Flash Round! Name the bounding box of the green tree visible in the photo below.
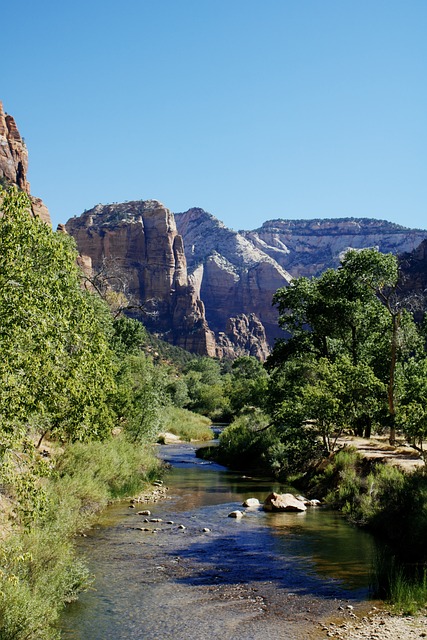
[0,186,116,443]
[227,356,269,415]
[270,248,420,446]
[182,358,230,419]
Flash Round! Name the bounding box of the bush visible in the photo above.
[215,410,280,474]
[371,548,427,614]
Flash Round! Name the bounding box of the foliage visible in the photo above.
[215,410,277,472]
[226,356,269,415]
[371,549,427,614]
[269,248,423,449]
[182,357,231,420]
[113,353,167,443]
[0,434,162,640]
[0,186,117,443]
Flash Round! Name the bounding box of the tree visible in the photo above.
[270,248,420,446]
[227,356,269,415]
[340,249,421,444]
[0,186,117,443]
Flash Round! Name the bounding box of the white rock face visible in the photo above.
[176,209,427,352]
[242,218,427,278]
[175,208,292,347]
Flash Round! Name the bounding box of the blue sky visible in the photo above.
[2,1,426,230]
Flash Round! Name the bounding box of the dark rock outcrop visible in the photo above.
[215,313,270,361]
[0,101,51,224]
[65,201,216,356]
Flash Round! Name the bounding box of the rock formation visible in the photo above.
[242,218,427,277]
[175,209,427,349]
[65,201,216,356]
[0,101,51,224]
[175,208,292,346]
[65,201,427,359]
[215,313,270,360]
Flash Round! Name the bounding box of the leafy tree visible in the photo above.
[113,353,166,443]
[340,249,421,444]
[0,186,116,443]
[182,358,231,419]
[270,248,420,447]
[227,356,269,415]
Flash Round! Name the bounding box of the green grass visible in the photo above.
[371,549,427,614]
[159,406,213,441]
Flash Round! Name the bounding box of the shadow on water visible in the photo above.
[61,442,378,640]
[168,511,373,600]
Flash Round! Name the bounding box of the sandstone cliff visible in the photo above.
[215,314,270,360]
[242,218,427,277]
[175,208,292,345]
[65,201,216,356]
[0,101,51,224]
[175,210,427,351]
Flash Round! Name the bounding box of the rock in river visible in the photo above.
[263,492,307,512]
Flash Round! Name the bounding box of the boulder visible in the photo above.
[263,492,307,512]
[228,510,244,518]
[242,498,260,507]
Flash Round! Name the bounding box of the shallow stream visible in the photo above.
[61,442,377,639]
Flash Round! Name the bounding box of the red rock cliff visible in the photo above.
[0,101,51,224]
[65,201,217,356]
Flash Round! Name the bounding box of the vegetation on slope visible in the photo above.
[0,187,210,640]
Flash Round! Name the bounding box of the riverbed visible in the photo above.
[61,442,378,640]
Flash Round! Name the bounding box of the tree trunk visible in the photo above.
[388,312,399,446]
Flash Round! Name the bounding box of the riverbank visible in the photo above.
[319,605,427,639]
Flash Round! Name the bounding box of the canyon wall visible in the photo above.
[65,201,218,356]
[175,208,292,346]
[241,218,427,277]
[0,101,50,224]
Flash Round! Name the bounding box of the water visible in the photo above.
[61,442,376,640]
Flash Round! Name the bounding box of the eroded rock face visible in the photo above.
[242,218,427,278]
[0,101,29,193]
[0,101,51,224]
[215,313,270,360]
[65,201,216,356]
[176,210,427,352]
[175,208,292,347]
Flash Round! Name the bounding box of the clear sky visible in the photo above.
[2,1,426,231]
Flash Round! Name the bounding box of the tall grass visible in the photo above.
[371,549,427,614]
[159,406,213,441]
[0,434,162,640]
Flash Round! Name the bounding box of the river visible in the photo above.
[61,441,377,640]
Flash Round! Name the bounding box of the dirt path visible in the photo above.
[336,435,424,472]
